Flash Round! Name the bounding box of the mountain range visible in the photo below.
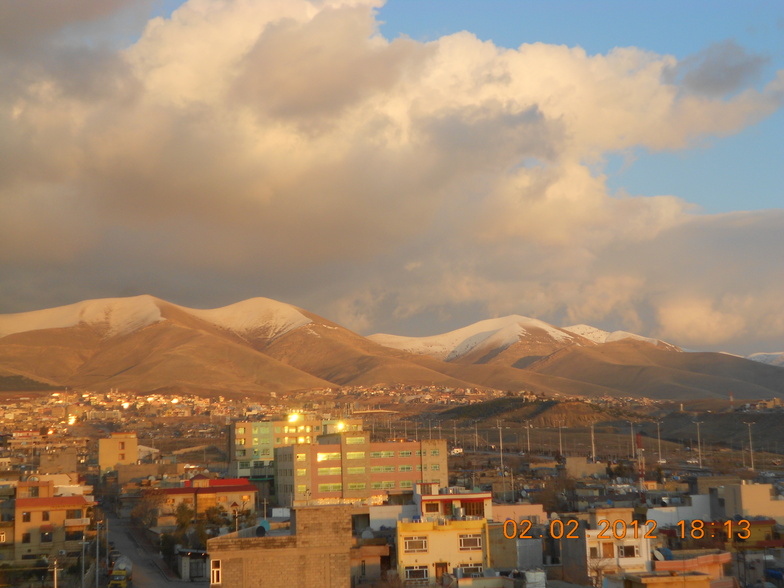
[0,295,782,401]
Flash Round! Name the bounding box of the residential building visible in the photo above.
[98,432,138,472]
[711,483,784,524]
[207,505,354,588]
[229,416,363,477]
[145,477,258,526]
[396,516,489,585]
[12,481,94,563]
[275,434,447,507]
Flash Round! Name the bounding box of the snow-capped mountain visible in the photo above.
[369,315,582,363]
[563,324,679,350]
[747,352,784,367]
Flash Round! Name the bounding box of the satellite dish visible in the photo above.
[255,526,267,537]
[653,550,665,561]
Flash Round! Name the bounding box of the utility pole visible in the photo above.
[453,421,457,448]
[105,517,109,570]
[694,421,703,469]
[656,421,663,463]
[526,423,531,454]
[590,423,596,463]
[558,423,563,456]
[474,422,478,452]
[96,521,101,588]
[53,559,58,588]
[629,422,635,459]
[746,422,755,470]
[498,420,506,501]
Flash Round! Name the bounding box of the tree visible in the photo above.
[175,502,195,531]
[131,489,165,528]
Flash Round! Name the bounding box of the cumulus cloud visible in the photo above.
[0,0,783,354]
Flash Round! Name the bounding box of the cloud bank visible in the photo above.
[1,0,783,354]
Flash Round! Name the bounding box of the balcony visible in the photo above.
[64,517,91,527]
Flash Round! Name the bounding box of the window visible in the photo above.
[370,465,395,473]
[370,450,394,458]
[404,536,428,553]
[22,512,31,522]
[239,461,250,468]
[119,453,125,460]
[119,441,125,450]
[400,480,413,489]
[459,534,482,551]
[297,469,307,477]
[381,481,395,489]
[41,531,53,543]
[416,450,422,456]
[317,483,343,492]
[237,427,245,435]
[464,501,484,517]
[66,509,82,519]
[589,547,599,559]
[399,450,412,457]
[601,542,614,558]
[346,452,365,460]
[431,464,440,471]
[348,483,366,490]
[347,467,365,475]
[346,437,365,444]
[211,560,221,584]
[0,531,5,542]
[431,449,440,456]
[459,565,483,576]
[405,566,428,580]
[296,453,306,462]
[399,465,412,472]
[235,438,246,446]
[235,450,246,457]
[297,485,307,494]
[317,452,341,462]
[42,511,50,522]
[425,502,440,513]
[620,545,639,558]
[318,467,341,476]
[22,532,31,544]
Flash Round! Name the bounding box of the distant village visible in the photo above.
[1,388,784,588]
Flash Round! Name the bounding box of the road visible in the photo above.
[107,514,208,588]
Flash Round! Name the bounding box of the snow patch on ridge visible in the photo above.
[186,298,312,340]
[370,315,575,361]
[0,295,164,338]
[747,352,784,367]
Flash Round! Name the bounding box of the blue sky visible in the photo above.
[374,0,784,214]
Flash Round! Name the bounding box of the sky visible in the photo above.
[0,0,782,355]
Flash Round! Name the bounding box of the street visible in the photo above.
[106,514,208,588]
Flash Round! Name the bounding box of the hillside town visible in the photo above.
[1,390,784,588]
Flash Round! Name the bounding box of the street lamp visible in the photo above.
[231,502,240,533]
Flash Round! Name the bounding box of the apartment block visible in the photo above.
[98,432,138,472]
[275,433,448,507]
[229,416,363,477]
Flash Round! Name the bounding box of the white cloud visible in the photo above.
[0,0,782,353]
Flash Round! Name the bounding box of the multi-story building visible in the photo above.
[98,432,138,472]
[207,505,355,588]
[229,416,363,477]
[396,516,489,585]
[12,480,94,563]
[275,433,447,507]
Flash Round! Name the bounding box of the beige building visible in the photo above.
[714,482,784,524]
[98,432,138,472]
[275,434,448,507]
[397,517,489,585]
[207,505,354,588]
[12,480,94,563]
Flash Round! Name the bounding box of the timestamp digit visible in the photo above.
[518,519,534,539]
[612,520,627,540]
[597,519,611,539]
[690,520,705,539]
[643,520,657,539]
[736,519,751,540]
[565,519,579,539]
[503,519,517,539]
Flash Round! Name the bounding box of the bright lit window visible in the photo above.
[211,560,221,584]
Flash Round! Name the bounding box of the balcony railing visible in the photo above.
[64,517,91,527]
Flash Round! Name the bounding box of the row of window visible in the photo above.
[403,534,482,553]
[590,543,640,559]
[404,565,482,581]
[17,530,85,543]
[369,449,439,458]
[306,480,416,494]
[20,509,82,522]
